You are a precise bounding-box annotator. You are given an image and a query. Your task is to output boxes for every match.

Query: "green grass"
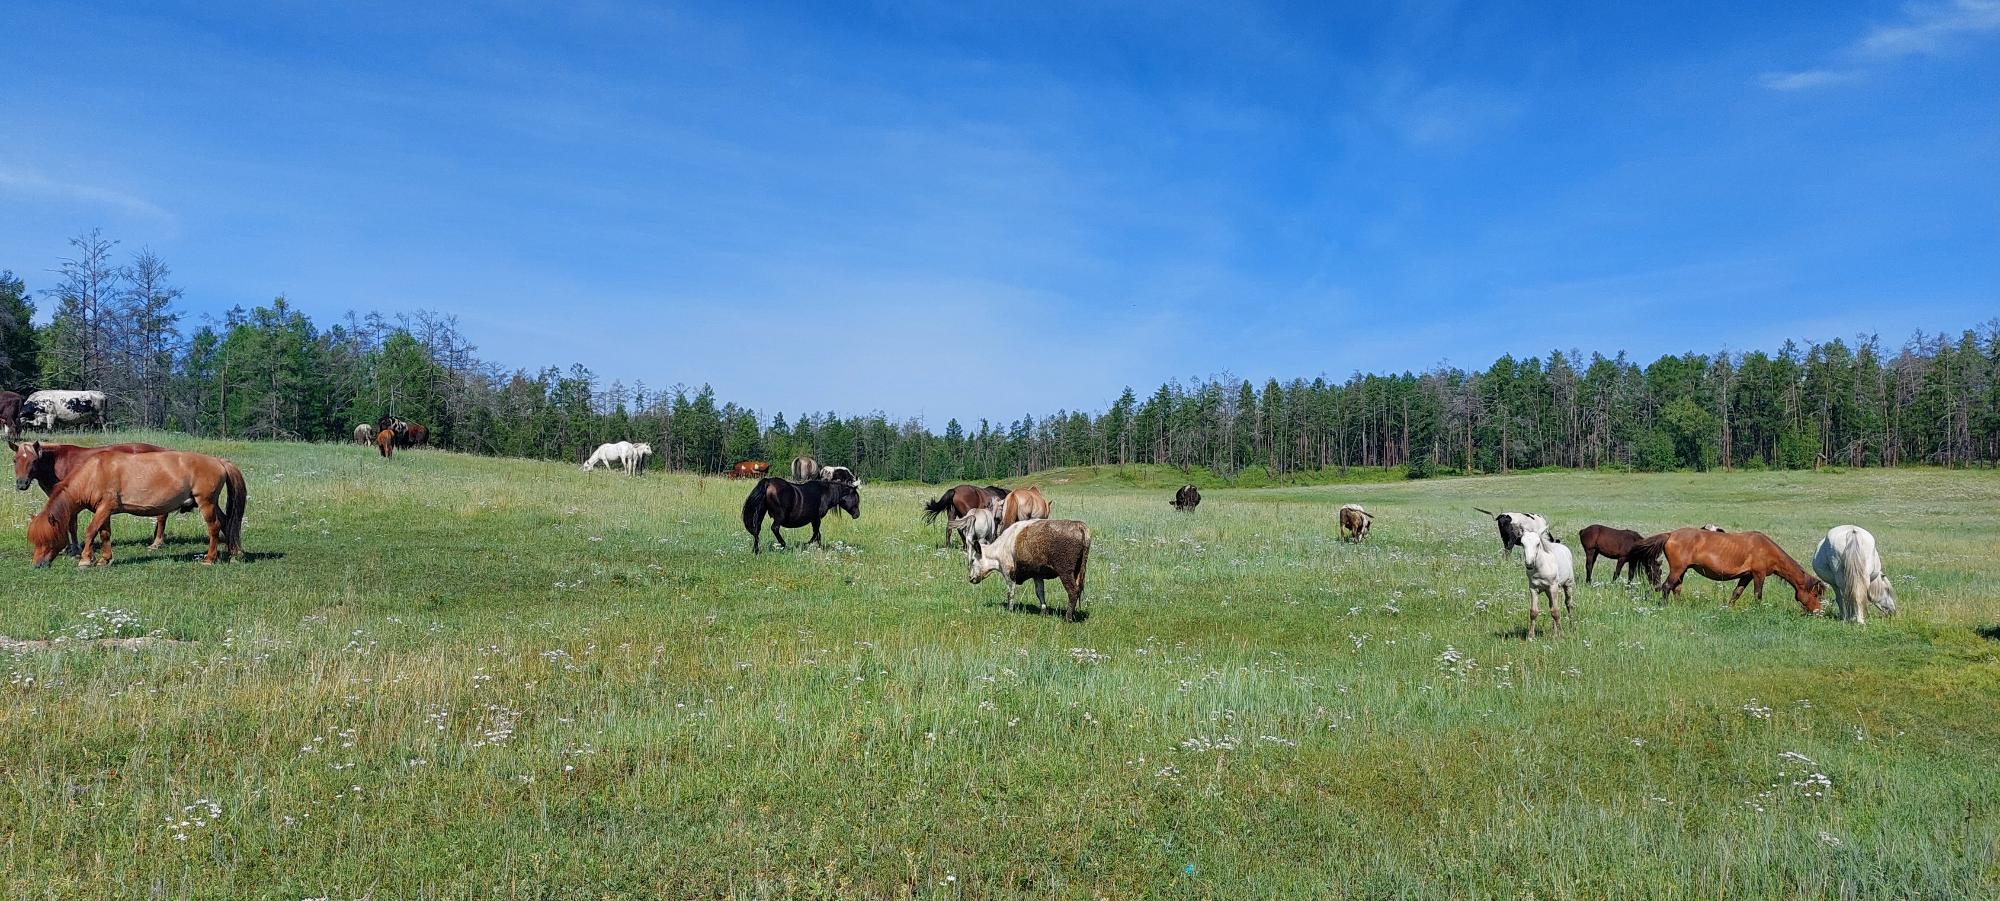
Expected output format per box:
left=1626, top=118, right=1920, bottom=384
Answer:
left=3, top=433, right=1997, bottom=899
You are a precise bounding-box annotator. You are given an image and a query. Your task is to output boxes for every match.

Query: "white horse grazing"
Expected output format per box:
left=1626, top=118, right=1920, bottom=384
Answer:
left=946, top=507, right=999, bottom=563
left=1520, top=530, right=1575, bottom=639
left=1812, top=525, right=1896, bottom=623
left=584, top=442, right=632, bottom=474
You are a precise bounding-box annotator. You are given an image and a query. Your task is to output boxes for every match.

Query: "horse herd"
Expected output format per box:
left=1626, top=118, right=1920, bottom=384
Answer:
left=8, top=439, right=247, bottom=568
left=1469, top=508, right=1898, bottom=639
left=354, top=417, right=430, bottom=458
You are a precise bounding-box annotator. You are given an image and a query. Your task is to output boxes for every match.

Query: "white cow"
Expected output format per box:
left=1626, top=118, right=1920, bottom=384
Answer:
left=21, top=390, right=107, bottom=431
left=1520, top=530, right=1575, bottom=639
left=1812, top=525, right=1896, bottom=624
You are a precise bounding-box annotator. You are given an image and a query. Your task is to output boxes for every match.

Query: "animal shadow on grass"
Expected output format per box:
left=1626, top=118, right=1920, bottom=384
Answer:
left=985, top=599, right=1091, bottom=623
left=113, top=549, right=284, bottom=566
left=1976, top=624, right=2000, bottom=642
left=1491, top=623, right=1575, bottom=641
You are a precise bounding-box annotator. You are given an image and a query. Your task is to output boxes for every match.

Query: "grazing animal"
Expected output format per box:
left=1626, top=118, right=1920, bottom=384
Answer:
left=1474, top=508, right=1548, bottom=558
left=1171, top=484, right=1201, bottom=511
left=729, top=460, right=771, bottom=480
left=791, top=456, right=820, bottom=482
left=1701, top=524, right=1727, bottom=533
left=1519, top=530, right=1576, bottom=639
left=969, top=518, right=1091, bottom=621
left=1813, top=525, right=1896, bottom=624
left=0, top=391, right=23, bottom=441
left=1577, top=524, right=1658, bottom=585
left=28, top=450, right=246, bottom=567
left=20, top=390, right=107, bottom=431
left=376, top=428, right=396, bottom=458
left=819, top=465, right=858, bottom=485
left=946, top=507, right=1000, bottom=563
left=999, top=486, right=1051, bottom=530
left=353, top=423, right=377, bottom=445
left=1338, top=503, right=1373, bottom=542
left=404, top=422, right=430, bottom=448
left=377, top=415, right=407, bottom=434
left=1630, top=528, right=1822, bottom=613
left=741, top=477, right=860, bottom=554
left=13, top=440, right=179, bottom=551
left=923, top=484, right=1009, bottom=547
left=584, top=441, right=649, bottom=475
left=375, top=417, right=427, bottom=449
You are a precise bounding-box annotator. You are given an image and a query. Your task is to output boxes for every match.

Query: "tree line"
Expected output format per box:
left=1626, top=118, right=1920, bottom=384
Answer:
left=5, top=229, right=1999, bottom=481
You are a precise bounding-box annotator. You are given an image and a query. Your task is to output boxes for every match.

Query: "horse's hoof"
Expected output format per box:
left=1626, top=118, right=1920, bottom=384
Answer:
left=148, top=542, right=164, bottom=550
left=199, top=559, right=215, bottom=566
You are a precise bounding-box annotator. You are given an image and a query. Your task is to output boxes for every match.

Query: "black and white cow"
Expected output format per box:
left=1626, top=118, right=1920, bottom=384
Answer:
left=20, top=390, right=107, bottom=431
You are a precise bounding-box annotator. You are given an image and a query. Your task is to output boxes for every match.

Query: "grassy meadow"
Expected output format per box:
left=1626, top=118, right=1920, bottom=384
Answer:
left=2, top=433, right=1997, bottom=898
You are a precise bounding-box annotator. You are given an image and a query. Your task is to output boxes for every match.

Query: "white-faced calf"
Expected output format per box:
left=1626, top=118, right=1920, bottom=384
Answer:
left=969, top=519, right=1091, bottom=621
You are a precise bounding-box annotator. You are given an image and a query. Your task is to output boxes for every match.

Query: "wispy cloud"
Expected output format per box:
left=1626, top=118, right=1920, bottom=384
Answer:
left=0, top=165, right=176, bottom=223
left=1761, top=0, right=2000, bottom=90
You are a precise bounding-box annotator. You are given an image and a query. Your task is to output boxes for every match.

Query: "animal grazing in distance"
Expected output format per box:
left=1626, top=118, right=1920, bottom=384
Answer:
left=1630, top=528, right=1822, bottom=613
left=729, top=460, right=771, bottom=480
left=1338, top=504, right=1373, bottom=542
left=818, top=465, right=857, bottom=485
left=791, top=456, right=820, bottom=482
left=969, top=518, right=1091, bottom=621
left=1474, top=508, right=1548, bottom=558
left=353, top=423, right=377, bottom=445
left=923, top=484, right=1008, bottom=547
left=1520, top=529, right=1576, bottom=639
left=1577, top=524, right=1658, bottom=585
left=999, top=486, right=1051, bottom=530
left=1701, top=524, right=1727, bottom=533
left=1813, top=525, right=1896, bottom=624
left=1171, top=484, right=1200, bottom=511
left=28, top=450, right=245, bottom=567
left=741, top=476, right=860, bottom=554
left=376, top=428, right=397, bottom=458
left=13, top=440, right=181, bottom=552
left=0, top=391, right=23, bottom=441
left=584, top=441, right=651, bottom=475
left=20, top=390, right=107, bottom=431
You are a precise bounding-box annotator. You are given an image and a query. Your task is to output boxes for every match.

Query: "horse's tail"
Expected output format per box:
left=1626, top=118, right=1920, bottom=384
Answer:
left=1836, top=530, right=1870, bottom=619
left=1629, top=531, right=1668, bottom=564
left=221, top=460, right=248, bottom=555
left=742, top=481, right=767, bottom=538
left=922, top=489, right=955, bottom=524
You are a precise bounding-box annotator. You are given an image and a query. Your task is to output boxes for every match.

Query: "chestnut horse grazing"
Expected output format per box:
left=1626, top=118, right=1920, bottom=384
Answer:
left=12, top=440, right=178, bottom=550
left=923, top=484, right=1007, bottom=547
left=1631, top=528, right=1822, bottom=613
left=28, top=451, right=246, bottom=567
left=1577, top=524, right=1656, bottom=585
left=999, top=486, right=1051, bottom=530
left=729, top=460, right=771, bottom=479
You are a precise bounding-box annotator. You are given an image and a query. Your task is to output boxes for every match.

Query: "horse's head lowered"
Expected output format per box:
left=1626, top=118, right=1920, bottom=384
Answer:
left=27, top=484, right=67, bottom=568
left=829, top=483, right=861, bottom=520
left=1797, top=576, right=1825, bottom=615
left=10, top=440, right=47, bottom=491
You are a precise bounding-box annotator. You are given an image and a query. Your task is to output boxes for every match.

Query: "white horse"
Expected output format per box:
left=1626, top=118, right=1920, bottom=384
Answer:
left=945, top=507, right=999, bottom=563
left=1520, top=530, right=1575, bottom=639
left=1812, top=525, right=1896, bottom=623
left=584, top=442, right=632, bottom=474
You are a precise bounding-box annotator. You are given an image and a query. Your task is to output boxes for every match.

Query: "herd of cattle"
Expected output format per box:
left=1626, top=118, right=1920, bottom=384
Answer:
left=4, top=403, right=1903, bottom=634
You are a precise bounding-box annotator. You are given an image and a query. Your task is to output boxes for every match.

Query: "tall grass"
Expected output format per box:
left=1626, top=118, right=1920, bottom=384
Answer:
left=2, top=434, right=1995, bottom=898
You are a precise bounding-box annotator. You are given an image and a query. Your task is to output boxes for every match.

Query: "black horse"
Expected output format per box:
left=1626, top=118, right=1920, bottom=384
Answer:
left=1171, top=484, right=1201, bottom=511
left=742, top=477, right=861, bottom=554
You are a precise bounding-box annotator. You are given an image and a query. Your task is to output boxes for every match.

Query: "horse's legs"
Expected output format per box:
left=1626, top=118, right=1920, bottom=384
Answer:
left=1527, top=588, right=1541, bottom=639
left=809, top=518, right=824, bottom=548
left=1728, top=576, right=1751, bottom=604
left=196, top=495, right=223, bottom=564
left=770, top=522, right=787, bottom=550
left=1662, top=564, right=1687, bottom=604
left=150, top=515, right=168, bottom=550
left=1752, top=574, right=1766, bottom=601
left=80, top=507, right=114, bottom=567
left=1549, top=589, right=1562, bottom=638
left=1584, top=549, right=1598, bottom=584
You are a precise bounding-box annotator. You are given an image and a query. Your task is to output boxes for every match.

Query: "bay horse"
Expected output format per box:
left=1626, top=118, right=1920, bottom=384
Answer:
left=923, top=484, right=1007, bottom=547
left=12, top=440, right=179, bottom=551
left=1630, top=528, right=1822, bottom=613
left=999, top=486, right=1051, bottom=530
left=730, top=460, right=771, bottom=480
left=742, top=477, right=860, bottom=554
left=0, top=390, right=23, bottom=441
left=1577, top=524, right=1657, bottom=585
left=29, top=451, right=246, bottom=567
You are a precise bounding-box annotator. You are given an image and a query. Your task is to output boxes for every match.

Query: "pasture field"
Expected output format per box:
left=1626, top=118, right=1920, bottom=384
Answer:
left=2, top=434, right=1997, bottom=899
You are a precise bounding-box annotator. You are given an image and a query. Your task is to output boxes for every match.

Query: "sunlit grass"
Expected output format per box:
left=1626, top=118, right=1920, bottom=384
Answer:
left=2, top=433, right=1996, bottom=898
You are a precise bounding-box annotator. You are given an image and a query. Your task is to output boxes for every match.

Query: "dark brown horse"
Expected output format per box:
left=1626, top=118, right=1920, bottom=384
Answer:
left=0, top=391, right=23, bottom=441
left=923, top=484, right=1007, bottom=547
left=729, top=460, right=771, bottom=479
left=742, top=477, right=860, bottom=554
left=1630, top=528, right=1822, bottom=613
left=404, top=422, right=429, bottom=447
left=1171, top=484, right=1201, bottom=511
left=12, top=440, right=179, bottom=550
left=29, top=450, right=246, bottom=567
left=1577, top=524, right=1657, bottom=585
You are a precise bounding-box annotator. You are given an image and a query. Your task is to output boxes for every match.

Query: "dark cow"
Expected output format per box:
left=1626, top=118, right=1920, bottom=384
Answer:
left=1171, top=484, right=1201, bottom=511
left=0, top=391, right=23, bottom=440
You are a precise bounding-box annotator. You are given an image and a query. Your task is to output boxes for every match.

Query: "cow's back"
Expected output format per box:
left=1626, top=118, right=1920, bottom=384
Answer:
left=1012, top=519, right=1090, bottom=577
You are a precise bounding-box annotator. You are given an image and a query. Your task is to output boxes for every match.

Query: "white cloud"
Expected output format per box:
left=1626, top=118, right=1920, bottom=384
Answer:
left=1760, top=0, right=2000, bottom=90
left=0, top=165, right=175, bottom=223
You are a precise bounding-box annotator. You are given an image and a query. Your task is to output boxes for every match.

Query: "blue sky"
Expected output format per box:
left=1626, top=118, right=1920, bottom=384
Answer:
left=2, top=1, right=1996, bottom=423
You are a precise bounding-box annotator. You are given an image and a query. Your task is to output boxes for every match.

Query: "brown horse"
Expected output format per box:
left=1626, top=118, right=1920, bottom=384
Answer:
left=376, top=427, right=396, bottom=458
left=1577, top=524, right=1657, bottom=585
left=404, top=422, right=429, bottom=447
left=923, top=484, right=1008, bottom=547
left=1338, top=504, right=1373, bottom=542
left=12, top=440, right=178, bottom=550
left=1000, top=486, right=1051, bottom=530
left=0, top=391, right=23, bottom=441
left=29, top=451, right=246, bottom=567
left=1630, top=528, right=1822, bottom=613
left=729, top=460, right=771, bottom=480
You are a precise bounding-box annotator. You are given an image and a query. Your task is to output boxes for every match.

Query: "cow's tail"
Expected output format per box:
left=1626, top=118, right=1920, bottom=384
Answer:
left=1472, top=507, right=1495, bottom=518
left=222, top=460, right=248, bottom=557
left=922, top=489, right=955, bottom=524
